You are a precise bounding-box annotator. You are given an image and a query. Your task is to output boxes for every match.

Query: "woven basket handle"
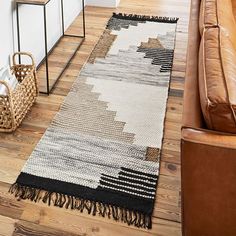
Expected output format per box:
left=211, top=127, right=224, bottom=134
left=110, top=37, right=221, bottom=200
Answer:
left=0, top=80, right=11, bottom=95
left=13, top=52, right=35, bottom=67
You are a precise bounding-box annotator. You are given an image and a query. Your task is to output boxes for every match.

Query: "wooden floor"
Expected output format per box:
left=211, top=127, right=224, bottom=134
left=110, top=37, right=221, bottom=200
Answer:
left=0, top=0, right=190, bottom=235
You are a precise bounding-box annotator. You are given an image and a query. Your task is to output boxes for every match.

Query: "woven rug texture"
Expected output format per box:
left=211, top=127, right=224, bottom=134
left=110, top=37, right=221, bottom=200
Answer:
left=10, top=13, right=178, bottom=229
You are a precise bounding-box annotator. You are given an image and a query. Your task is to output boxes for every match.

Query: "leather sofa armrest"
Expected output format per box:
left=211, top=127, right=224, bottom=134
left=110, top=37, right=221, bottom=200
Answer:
left=181, top=127, right=236, bottom=149
left=181, top=127, right=236, bottom=236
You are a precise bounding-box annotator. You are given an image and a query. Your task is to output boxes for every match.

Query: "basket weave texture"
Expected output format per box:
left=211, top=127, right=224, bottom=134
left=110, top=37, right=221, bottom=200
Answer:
left=0, top=52, right=38, bottom=132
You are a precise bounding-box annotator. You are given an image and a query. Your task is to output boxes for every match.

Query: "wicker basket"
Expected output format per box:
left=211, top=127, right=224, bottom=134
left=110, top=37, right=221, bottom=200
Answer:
left=0, top=52, right=38, bottom=133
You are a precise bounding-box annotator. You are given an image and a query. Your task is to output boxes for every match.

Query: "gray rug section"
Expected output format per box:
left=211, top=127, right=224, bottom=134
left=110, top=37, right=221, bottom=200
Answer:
left=81, top=46, right=170, bottom=87
left=107, top=17, right=145, bottom=31
left=155, top=31, right=176, bottom=49
left=137, top=32, right=176, bottom=72
left=22, top=127, right=159, bottom=195
left=138, top=48, right=174, bottom=72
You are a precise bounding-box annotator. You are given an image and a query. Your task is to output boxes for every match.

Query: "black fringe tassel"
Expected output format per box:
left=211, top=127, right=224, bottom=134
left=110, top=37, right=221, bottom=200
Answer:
left=112, top=12, right=179, bottom=23
left=9, top=183, right=152, bottom=229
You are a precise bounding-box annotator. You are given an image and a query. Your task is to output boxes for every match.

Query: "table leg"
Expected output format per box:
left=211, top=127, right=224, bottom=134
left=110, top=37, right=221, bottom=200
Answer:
left=61, top=0, right=65, bottom=36
left=82, top=0, right=86, bottom=37
left=43, top=5, right=50, bottom=95
left=16, top=3, right=21, bottom=64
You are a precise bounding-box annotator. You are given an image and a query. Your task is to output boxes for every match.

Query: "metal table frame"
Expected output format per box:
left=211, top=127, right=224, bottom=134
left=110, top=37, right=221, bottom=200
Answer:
left=16, top=0, right=86, bottom=94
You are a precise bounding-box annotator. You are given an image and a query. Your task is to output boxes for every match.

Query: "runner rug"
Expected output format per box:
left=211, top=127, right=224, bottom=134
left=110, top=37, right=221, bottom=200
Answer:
left=10, top=13, right=178, bottom=229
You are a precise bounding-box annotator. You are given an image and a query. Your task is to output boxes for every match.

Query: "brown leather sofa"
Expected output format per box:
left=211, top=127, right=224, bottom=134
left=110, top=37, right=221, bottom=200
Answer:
left=181, top=0, right=236, bottom=235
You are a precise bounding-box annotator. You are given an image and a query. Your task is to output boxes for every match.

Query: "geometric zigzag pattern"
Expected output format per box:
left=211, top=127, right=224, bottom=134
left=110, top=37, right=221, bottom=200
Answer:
left=10, top=13, right=178, bottom=229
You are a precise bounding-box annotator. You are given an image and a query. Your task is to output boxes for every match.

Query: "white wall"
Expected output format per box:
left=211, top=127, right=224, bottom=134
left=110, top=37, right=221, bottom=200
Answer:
left=86, top=0, right=120, bottom=8
left=0, top=1, right=14, bottom=67
left=0, top=0, right=119, bottom=68
left=0, top=0, right=84, bottom=67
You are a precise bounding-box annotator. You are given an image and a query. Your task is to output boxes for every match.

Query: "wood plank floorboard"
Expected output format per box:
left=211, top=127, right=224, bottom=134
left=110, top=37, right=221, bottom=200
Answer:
left=0, top=0, right=191, bottom=235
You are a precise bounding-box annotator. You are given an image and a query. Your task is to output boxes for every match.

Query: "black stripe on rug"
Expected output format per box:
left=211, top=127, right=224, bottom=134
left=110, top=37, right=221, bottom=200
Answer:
left=10, top=172, right=156, bottom=228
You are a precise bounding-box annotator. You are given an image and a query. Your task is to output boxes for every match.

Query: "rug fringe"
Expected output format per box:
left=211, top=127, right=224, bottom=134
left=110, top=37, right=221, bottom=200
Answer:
left=9, top=183, right=152, bottom=229
left=111, top=12, right=179, bottom=23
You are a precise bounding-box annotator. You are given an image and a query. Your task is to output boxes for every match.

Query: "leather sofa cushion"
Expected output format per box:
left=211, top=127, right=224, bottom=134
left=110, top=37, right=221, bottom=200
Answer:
left=199, top=0, right=236, bottom=49
left=199, top=0, right=217, bottom=34
left=199, top=27, right=236, bottom=133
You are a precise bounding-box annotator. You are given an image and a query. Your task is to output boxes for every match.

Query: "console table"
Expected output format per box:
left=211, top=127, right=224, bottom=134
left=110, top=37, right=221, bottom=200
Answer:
left=15, top=0, right=86, bottom=94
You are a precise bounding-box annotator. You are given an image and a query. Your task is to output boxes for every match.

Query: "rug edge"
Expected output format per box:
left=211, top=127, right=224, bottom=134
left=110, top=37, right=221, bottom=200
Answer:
left=9, top=182, right=152, bottom=229
left=111, top=12, right=179, bottom=23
